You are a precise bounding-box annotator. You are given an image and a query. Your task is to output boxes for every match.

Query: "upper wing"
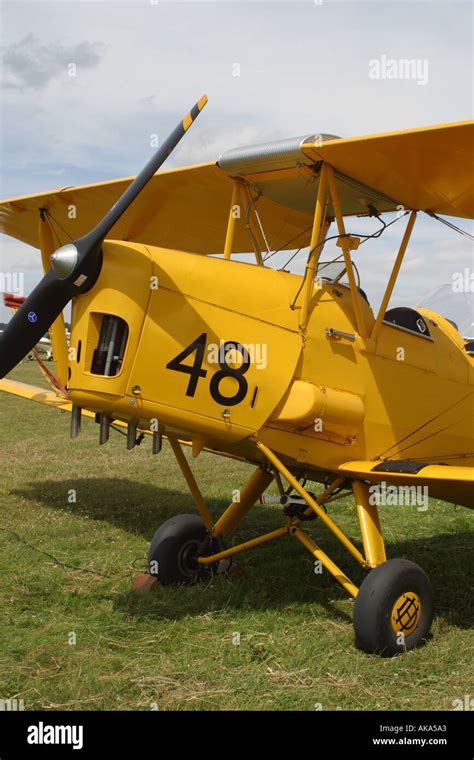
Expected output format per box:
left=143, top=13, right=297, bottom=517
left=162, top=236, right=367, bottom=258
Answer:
left=0, top=162, right=313, bottom=255
left=1, top=121, right=472, bottom=256
left=337, top=459, right=474, bottom=509
left=302, top=121, right=474, bottom=219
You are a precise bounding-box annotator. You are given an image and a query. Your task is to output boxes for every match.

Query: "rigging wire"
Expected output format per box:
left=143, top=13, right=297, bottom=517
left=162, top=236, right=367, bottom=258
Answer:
left=262, top=224, right=314, bottom=263
left=45, top=209, right=75, bottom=247
left=289, top=211, right=410, bottom=310
left=425, top=210, right=474, bottom=241
left=374, top=391, right=473, bottom=460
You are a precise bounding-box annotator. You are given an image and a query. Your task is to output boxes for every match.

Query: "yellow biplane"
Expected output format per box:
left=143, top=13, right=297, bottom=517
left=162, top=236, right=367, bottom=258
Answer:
left=1, top=96, right=473, bottom=655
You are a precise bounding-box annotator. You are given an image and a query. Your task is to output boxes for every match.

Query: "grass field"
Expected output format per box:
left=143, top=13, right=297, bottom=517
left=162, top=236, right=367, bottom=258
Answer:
left=0, top=362, right=473, bottom=711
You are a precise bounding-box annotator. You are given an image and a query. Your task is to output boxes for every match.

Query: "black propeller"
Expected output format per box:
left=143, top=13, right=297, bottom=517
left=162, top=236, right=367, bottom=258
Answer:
left=0, top=95, right=208, bottom=378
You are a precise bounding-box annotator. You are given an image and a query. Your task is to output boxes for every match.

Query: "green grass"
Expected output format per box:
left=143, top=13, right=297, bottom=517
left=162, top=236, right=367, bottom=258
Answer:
left=0, top=362, right=472, bottom=711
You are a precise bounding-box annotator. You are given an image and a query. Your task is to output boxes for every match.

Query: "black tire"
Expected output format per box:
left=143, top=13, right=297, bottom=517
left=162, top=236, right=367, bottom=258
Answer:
left=353, top=558, right=434, bottom=656
left=148, top=514, right=218, bottom=586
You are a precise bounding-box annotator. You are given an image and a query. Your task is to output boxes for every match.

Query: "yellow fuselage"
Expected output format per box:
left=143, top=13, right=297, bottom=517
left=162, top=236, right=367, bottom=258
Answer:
left=68, top=241, right=474, bottom=476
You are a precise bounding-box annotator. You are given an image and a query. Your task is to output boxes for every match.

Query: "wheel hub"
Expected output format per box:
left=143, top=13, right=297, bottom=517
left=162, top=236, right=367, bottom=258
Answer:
left=178, top=540, right=201, bottom=577
left=390, top=592, right=421, bottom=636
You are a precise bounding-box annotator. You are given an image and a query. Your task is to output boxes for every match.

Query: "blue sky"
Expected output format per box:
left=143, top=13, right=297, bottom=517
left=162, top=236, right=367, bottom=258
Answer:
left=0, top=0, right=472, bottom=323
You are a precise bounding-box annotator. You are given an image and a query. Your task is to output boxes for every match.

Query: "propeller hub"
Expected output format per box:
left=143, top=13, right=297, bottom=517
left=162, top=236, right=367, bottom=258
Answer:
left=50, top=243, right=78, bottom=279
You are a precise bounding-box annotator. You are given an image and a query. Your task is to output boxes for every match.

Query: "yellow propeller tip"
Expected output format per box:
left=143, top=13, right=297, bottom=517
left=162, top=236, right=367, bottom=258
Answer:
left=183, top=96, right=209, bottom=131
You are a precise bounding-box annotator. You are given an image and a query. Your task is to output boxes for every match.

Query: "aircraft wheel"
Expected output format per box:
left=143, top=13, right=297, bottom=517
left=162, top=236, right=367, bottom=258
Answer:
left=148, top=514, right=218, bottom=585
left=353, top=558, right=434, bottom=656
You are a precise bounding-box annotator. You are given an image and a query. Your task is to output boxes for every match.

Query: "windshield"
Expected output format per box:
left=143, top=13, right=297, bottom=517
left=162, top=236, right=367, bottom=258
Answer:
left=417, top=284, right=474, bottom=339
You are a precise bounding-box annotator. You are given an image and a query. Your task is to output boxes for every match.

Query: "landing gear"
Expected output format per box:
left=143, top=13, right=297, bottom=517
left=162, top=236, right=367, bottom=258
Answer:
left=153, top=439, right=436, bottom=655
left=148, top=514, right=218, bottom=586
left=353, top=559, right=434, bottom=656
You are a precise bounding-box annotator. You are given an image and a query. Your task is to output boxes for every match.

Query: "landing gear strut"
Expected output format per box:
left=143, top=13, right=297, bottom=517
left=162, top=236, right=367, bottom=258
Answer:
left=148, top=438, right=435, bottom=656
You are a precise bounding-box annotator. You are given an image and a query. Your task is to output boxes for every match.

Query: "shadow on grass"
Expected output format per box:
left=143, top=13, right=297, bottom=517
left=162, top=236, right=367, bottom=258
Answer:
left=14, top=477, right=474, bottom=629
left=14, top=476, right=227, bottom=537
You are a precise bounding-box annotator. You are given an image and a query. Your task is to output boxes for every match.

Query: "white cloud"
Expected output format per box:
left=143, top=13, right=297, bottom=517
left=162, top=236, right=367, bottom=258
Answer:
left=1, top=33, right=105, bottom=89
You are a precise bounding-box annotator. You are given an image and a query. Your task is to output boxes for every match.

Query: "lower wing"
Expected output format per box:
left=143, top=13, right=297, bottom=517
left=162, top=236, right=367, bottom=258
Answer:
left=337, top=460, right=474, bottom=509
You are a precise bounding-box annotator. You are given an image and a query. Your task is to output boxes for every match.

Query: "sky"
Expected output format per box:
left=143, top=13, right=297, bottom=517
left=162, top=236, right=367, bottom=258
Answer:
left=0, top=0, right=473, bottom=325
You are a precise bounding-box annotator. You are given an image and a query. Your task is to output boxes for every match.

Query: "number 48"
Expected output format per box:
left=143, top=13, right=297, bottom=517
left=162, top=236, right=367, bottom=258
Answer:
left=165, top=332, right=250, bottom=406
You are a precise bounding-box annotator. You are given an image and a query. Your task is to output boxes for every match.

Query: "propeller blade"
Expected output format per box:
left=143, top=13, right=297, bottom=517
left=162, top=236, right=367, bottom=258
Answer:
left=84, top=94, right=209, bottom=250
left=0, top=270, right=72, bottom=377
left=0, top=95, right=208, bottom=378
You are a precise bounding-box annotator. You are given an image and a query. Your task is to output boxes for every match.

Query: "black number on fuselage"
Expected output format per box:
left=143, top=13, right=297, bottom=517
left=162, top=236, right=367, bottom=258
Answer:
left=165, top=332, right=208, bottom=397
left=166, top=335, right=250, bottom=405
left=209, top=341, right=250, bottom=406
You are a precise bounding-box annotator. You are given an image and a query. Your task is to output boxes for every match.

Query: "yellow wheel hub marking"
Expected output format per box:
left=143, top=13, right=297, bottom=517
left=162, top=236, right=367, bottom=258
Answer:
left=391, top=592, right=421, bottom=635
